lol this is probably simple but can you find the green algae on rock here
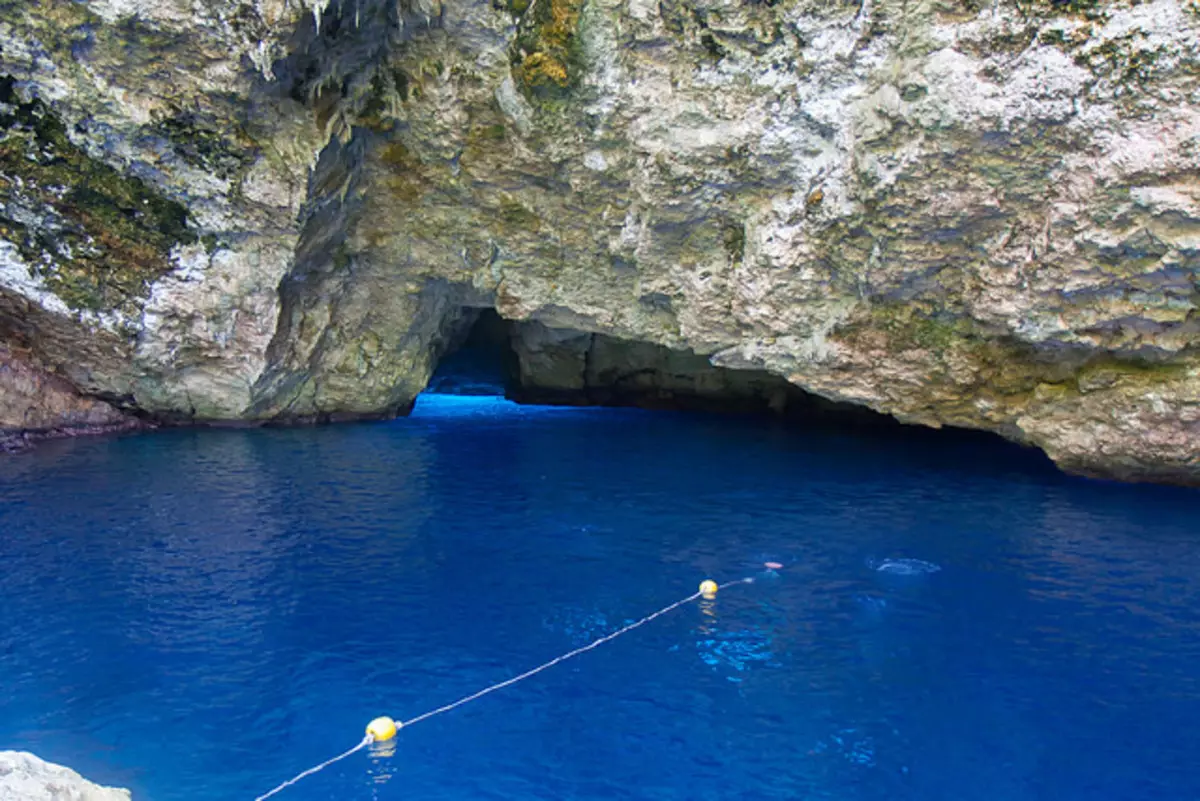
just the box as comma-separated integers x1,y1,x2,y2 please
0,77,195,313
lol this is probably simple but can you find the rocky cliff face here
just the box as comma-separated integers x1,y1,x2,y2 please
1,0,1199,482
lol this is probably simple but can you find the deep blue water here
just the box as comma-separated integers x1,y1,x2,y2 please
3,394,1200,801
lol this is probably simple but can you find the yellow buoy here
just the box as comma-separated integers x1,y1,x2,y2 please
366,716,399,742
699,580,719,599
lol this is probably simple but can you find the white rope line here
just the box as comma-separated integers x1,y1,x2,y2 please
404,577,750,727
254,736,370,801
252,577,752,801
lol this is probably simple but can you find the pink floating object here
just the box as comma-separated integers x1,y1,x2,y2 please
764,561,784,570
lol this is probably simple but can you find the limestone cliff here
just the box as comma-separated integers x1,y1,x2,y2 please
1,0,1199,482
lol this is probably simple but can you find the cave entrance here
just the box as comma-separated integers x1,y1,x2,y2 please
424,311,892,429
421,312,1053,475
425,309,520,397
501,320,896,427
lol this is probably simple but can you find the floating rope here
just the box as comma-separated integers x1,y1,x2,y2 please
253,577,753,801
253,737,372,801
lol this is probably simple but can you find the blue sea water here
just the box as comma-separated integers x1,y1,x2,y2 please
2,393,1200,801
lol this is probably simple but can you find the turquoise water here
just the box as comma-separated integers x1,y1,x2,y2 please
2,394,1200,800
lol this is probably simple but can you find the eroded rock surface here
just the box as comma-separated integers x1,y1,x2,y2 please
2,0,1199,482
0,752,130,801
0,347,140,451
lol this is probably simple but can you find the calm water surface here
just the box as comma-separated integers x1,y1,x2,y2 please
2,394,1199,801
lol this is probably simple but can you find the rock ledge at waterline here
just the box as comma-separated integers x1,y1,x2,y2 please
1,0,1199,484
0,752,130,801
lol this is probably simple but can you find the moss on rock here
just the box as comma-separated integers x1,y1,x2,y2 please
510,0,586,95
0,76,195,313
143,109,258,181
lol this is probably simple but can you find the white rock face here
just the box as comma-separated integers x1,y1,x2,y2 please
0,752,130,801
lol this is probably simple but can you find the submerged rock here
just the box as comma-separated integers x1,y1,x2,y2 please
0,751,130,801
1,0,1199,483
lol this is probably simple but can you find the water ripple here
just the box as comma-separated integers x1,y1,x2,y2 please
0,400,1198,801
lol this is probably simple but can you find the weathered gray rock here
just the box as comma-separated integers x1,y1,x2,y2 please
0,752,130,801
2,0,1200,482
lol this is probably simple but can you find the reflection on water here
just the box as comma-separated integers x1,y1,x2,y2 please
0,395,1199,801
868,558,942,575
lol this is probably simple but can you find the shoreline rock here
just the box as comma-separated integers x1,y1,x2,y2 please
0,751,130,801
0,347,147,454
0,420,150,455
